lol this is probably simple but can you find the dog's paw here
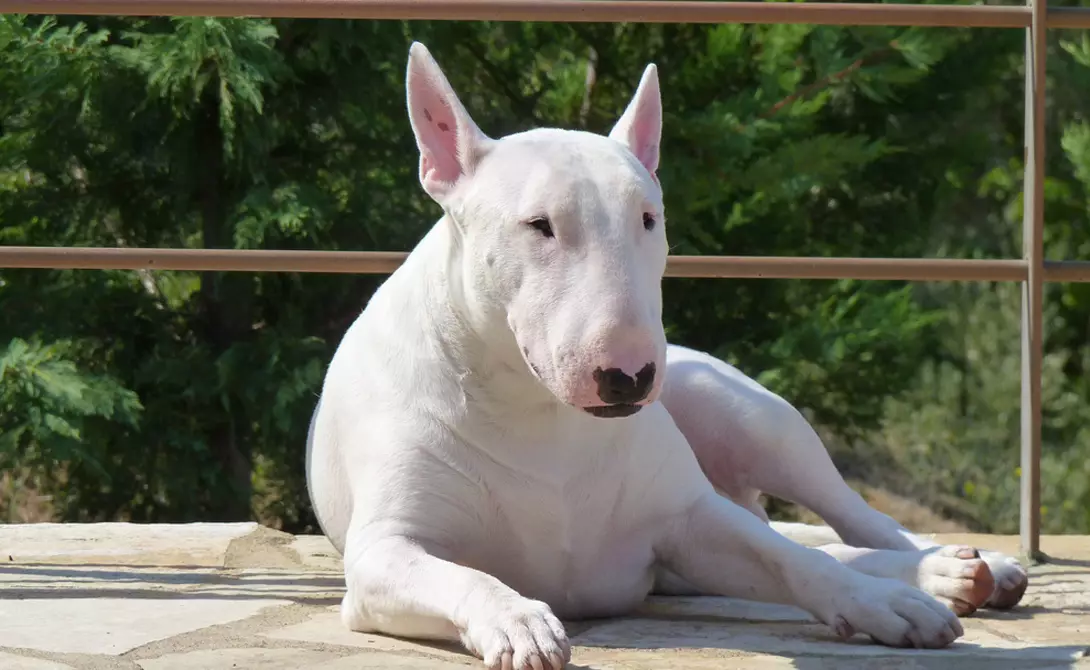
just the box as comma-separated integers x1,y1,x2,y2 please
826,576,963,649
979,549,1029,609
916,545,995,616
460,597,570,670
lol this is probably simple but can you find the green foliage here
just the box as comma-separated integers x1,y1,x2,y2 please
879,285,1090,533
0,11,1088,534
755,283,941,436
0,337,141,482
113,18,285,154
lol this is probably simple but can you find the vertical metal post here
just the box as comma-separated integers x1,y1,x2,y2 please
1020,0,1046,561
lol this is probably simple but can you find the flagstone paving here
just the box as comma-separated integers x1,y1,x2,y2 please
1,523,1087,669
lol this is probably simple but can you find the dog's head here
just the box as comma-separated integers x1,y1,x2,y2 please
405,42,667,418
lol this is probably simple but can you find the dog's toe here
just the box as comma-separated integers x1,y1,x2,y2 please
844,579,962,648
979,550,1029,609
917,546,995,616
469,598,570,670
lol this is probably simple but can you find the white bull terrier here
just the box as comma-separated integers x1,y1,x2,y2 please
306,42,1029,670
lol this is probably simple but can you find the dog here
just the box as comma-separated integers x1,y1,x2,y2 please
306,42,1029,670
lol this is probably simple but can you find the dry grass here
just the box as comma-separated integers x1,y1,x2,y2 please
0,469,57,523
778,480,971,534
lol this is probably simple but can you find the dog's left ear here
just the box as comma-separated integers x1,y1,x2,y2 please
609,64,661,178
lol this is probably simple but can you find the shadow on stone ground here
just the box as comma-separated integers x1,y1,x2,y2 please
0,523,1087,669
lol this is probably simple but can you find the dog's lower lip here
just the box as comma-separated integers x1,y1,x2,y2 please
584,404,643,418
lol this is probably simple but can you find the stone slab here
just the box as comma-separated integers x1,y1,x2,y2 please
2,525,1090,669
138,647,479,669
571,651,1086,670
0,564,220,592
186,569,344,603
137,647,346,670
572,648,798,669
222,526,307,570
572,618,1089,662
317,651,479,668
0,652,75,670
636,596,814,622
289,535,343,572
0,563,342,605
0,523,261,567
263,610,475,663
0,597,288,655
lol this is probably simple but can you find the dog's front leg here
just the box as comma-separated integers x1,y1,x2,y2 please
342,534,570,670
656,492,964,649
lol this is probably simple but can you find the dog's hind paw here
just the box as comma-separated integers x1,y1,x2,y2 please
979,550,1029,610
917,545,995,616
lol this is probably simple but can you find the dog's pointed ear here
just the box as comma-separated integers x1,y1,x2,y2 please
608,64,661,178
406,42,491,202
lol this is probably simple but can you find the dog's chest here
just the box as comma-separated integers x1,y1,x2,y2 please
470,465,660,619
439,407,698,619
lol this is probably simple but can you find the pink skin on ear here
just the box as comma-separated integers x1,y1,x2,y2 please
410,75,461,190
609,64,662,184
405,42,489,200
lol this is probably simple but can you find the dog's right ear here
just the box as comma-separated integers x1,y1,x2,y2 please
406,42,492,203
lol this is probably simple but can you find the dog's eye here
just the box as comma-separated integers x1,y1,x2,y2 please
526,216,554,239
643,212,657,231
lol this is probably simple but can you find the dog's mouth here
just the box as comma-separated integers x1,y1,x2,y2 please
516,345,648,419
583,404,643,419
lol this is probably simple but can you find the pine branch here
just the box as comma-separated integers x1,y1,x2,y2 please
760,46,895,120
458,40,544,124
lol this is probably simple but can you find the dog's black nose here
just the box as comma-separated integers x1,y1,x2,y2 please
593,363,656,404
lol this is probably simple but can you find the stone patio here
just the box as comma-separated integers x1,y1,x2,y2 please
1,523,1087,669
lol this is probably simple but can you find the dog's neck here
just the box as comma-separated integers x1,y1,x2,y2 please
415,217,560,419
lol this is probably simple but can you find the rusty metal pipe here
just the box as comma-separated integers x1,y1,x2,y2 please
0,246,1064,282
0,0,1033,28
1045,7,1090,29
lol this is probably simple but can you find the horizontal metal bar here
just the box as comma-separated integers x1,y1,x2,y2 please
5,247,1090,282
0,0,1034,28
667,256,1030,281
1045,7,1090,30
0,246,1054,281
0,247,410,275
1043,259,1090,282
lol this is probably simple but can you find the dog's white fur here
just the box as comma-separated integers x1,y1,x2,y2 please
306,43,1028,670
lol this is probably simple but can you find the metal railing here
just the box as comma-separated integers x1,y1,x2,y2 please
2,0,1087,559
